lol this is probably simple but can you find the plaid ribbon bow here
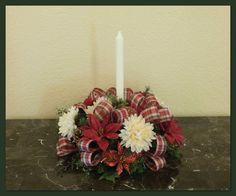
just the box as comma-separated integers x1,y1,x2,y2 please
144,135,167,171
56,137,78,157
89,88,136,123
130,92,172,123
57,87,172,158
56,137,103,167
74,87,172,124
77,138,103,166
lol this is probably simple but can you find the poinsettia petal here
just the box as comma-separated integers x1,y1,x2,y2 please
101,115,109,128
124,154,137,164
165,134,175,144
175,134,184,145
97,138,109,151
105,123,121,133
116,162,124,176
105,132,119,139
117,143,124,155
83,129,99,140
123,163,130,174
88,114,101,130
104,150,119,167
79,125,90,132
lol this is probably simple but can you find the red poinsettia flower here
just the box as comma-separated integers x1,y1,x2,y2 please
160,119,184,145
103,143,138,176
83,96,94,106
80,114,121,151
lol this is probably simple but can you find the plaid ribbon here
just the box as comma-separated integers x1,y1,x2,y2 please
56,137,78,157
89,88,106,101
88,88,171,123
140,106,172,123
106,87,133,102
106,87,116,96
112,106,136,123
144,135,167,171
124,88,134,102
77,137,99,152
130,92,145,111
73,103,86,110
78,137,102,166
80,151,102,166
93,100,113,121
144,93,159,108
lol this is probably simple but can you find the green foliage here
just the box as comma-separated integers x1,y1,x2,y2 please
70,153,83,170
153,123,164,135
96,163,119,182
75,109,87,127
144,86,151,94
99,171,119,182
79,116,87,126
166,144,182,160
108,139,118,150
107,93,128,108
129,157,146,174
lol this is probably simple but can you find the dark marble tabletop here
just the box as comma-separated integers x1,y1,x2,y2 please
5,117,230,191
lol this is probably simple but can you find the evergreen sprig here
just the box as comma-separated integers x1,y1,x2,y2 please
144,86,151,94
107,93,128,108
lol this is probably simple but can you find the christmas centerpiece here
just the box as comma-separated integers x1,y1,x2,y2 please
55,32,184,182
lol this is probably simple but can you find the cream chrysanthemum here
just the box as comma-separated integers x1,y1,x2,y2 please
119,114,156,153
58,106,78,140
85,96,110,114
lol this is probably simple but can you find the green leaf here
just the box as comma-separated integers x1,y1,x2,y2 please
130,157,146,174
97,164,105,174
166,144,181,160
79,116,87,126
99,171,119,183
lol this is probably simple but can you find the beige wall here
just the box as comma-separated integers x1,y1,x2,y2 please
6,6,230,119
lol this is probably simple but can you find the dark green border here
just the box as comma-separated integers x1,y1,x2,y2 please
1,0,234,195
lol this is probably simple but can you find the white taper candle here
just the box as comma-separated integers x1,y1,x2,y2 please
116,31,124,99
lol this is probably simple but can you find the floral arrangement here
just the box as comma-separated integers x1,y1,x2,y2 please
56,87,184,182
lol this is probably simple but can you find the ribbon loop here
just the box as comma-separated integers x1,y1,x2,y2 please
140,106,159,122
56,137,78,157
158,108,172,122
77,138,99,152
144,135,167,171
124,88,134,102
106,87,116,96
130,92,145,111
93,100,113,121
73,103,86,110
144,94,159,108
112,106,137,123
80,151,102,166
152,135,167,156
140,106,172,123
144,154,166,172
89,88,106,101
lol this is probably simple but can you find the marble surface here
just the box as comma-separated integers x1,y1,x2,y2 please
6,117,230,191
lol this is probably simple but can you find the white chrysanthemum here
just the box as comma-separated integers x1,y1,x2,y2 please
119,114,156,153
85,96,110,114
58,106,79,140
